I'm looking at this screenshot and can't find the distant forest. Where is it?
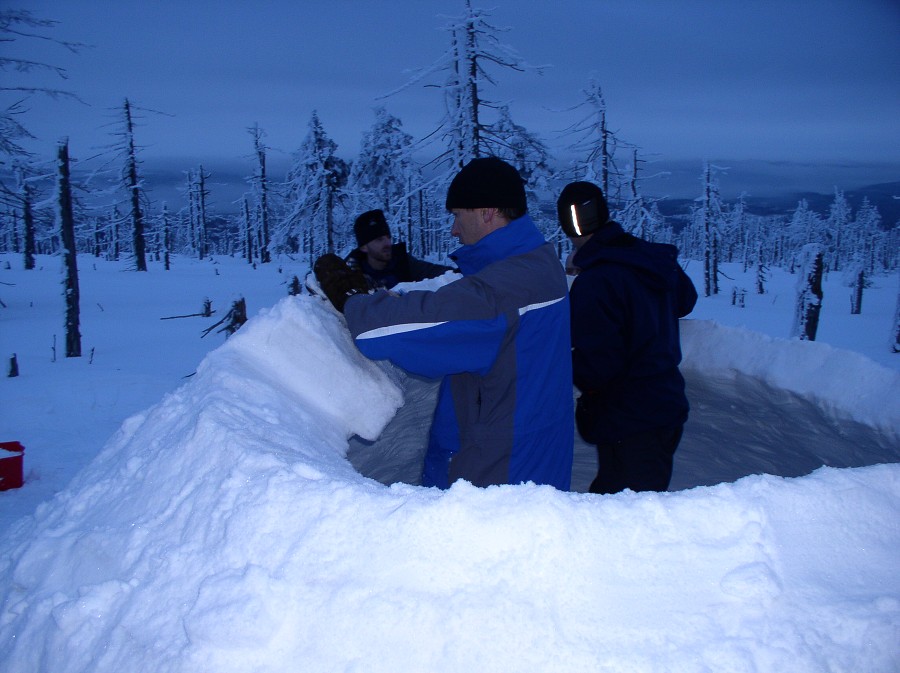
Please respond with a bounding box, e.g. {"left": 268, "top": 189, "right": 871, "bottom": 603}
{"left": 2, "top": 5, "right": 897, "bottom": 284}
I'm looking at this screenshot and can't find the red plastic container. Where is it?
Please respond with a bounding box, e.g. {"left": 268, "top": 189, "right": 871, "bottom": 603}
{"left": 0, "top": 441, "right": 24, "bottom": 491}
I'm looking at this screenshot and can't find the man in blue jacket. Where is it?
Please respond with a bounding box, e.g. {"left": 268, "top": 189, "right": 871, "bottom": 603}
{"left": 557, "top": 181, "right": 697, "bottom": 494}
{"left": 317, "top": 157, "right": 573, "bottom": 490}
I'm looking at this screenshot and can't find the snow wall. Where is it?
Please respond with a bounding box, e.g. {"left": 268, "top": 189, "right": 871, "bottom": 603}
{"left": 680, "top": 319, "right": 900, "bottom": 436}
{"left": 0, "top": 296, "right": 898, "bottom": 673}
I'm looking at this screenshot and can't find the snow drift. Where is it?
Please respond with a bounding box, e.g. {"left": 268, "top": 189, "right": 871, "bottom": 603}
{"left": 0, "top": 295, "right": 897, "bottom": 673}
{"left": 680, "top": 319, "right": 900, "bottom": 435}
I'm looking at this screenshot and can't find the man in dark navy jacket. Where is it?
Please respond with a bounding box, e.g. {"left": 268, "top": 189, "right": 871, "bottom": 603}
{"left": 346, "top": 209, "right": 453, "bottom": 290}
{"left": 558, "top": 181, "right": 697, "bottom": 494}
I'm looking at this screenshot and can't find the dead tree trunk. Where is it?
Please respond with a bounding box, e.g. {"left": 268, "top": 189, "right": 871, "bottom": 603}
{"left": 201, "top": 298, "right": 247, "bottom": 338}
{"left": 242, "top": 197, "right": 254, "bottom": 264}
{"left": 891, "top": 278, "right": 900, "bottom": 354}
{"left": 58, "top": 140, "right": 82, "bottom": 358}
{"left": 123, "top": 99, "right": 147, "bottom": 271}
{"left": 22, "top": 183, "right": 36, "bottom": 270}
{"left": 850, "top": 268, "right": 864, "bottom": 315}
{"left": 162, "top": 203, "right": 171, "bottom": 271}
{"left": 250, "top": 124, "right": 271, "bottom": 264}
{"left": 792, "top": 243, "right": 824, "bottom": 342}
{"left": 755, "top": 242, "right": 766, "bottom": 295}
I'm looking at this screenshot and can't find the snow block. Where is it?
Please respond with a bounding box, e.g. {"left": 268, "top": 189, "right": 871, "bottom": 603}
{"left": 0, "top": 441, "right": 24, "bottom": 491}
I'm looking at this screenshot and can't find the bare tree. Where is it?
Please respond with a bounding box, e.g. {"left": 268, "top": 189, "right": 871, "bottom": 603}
{"left": 186, "top": 164, "right": 211, "bottom": 259}
{"left": 57, "top": 139, "right": 80, "bottom": 357}
{"left": 561, "top": 79, "right": 624, "bottom": 197}
{"left": 120, "top": 98, "right": 147, "bottom": 271}
{"left": 247, "top": 123, "right": 271, "bottom": 263}
{"left": 891, "top": 276, "right": 900, "bottom": 354}
{"left": 849, "top": 267, "right": 865, "bottom": 315}
{"left": 755, "top": 241, "right": 767, "bottom": 295}
{"left": 390, "top": 0, "right": 541, "bottom": 169}
{"left": 161, "top": 202, "right": 171, "bottom": 271}
{"left": 241, "top": 195, "right": 253, "bottom": 264}
{"left": 695, "top": 162, "right": 726, "bottom": 297}
{"left": 20, "top": 176, "right": 35, "bottom": 269}
{"left": 0, "top": 9, "right": 84, "bottom": 178}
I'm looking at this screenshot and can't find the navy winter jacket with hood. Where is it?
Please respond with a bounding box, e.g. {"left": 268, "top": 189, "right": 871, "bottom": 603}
{"left": 344, "top": 215, "right": 573, "bottom": 490}
{"left": 570, "top": 220, "right": 697, "bottom": 444}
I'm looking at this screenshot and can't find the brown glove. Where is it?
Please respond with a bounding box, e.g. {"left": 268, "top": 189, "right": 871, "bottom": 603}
{"left": 313, "top": 254, "right": 369, "bottom": 312}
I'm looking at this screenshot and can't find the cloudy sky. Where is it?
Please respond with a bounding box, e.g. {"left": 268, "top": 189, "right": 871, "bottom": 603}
{"left": 10, "top": 0, "right": 900, "bottom": 198}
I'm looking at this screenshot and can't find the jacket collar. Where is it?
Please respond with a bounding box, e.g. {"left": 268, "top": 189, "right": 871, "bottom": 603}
{"left": 450, "top": 214, "right": 545, "bottom": 275}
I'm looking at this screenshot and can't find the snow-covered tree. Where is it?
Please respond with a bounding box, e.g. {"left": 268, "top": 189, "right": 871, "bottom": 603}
{"left": 722, "top": 193, "right": 749, "bottom": 265}
{"left": 246, "top": 123, "right": 271, "bottom": 263}
{"left": 851, "top": 197, "right": 882, "bottom": 274}
{"left": 616, "top": 148, "right": 669, "bottom": 244}
{"left": 2, "top": 208, "right": 18, "bottom": 252}
{"left": 824, "top": 188, "right": 851, "bottom": 271}
{"left": 488, "top": 104, "right": 556, "bottom": 239}
{"left": 183, "top": 168, "right": 197, "bottom": 255}
{"left": 107, "top": 205, "right": 121, "bottom": 261}
{"left": 842, "top": 197, "right": 883, "bottom": 314}
{"left": 693, "top": 162, "right": 726, "bottom": 297}
{"left": 847, "top": 264, "right": 866, "bottom": 315}
{"left": 240, "top": 196, "right": 253, "bottom": 264}
{"left": 186, "top": 165, "right": 211, "bottom": 259}
{"left": 280, "top": 111, "right": 349, "bottom": 264}
{"left": 561, "top": 79, "right": 623, "bottom": 199}
{"left": 16, "top": 172, "right": 36, "bottom": 269}
{"left": 785, "top": 199, "right": 822, "bottom": 270}
{"left": 347, "top": 107, "right": 421, "bottom": 249}
{"left": 394, "top": 0, "right": 540, "bottom": 170}
{"left": 755, "top": 240, "right": 768, "bottom": 295}
{"left": 114, "top": 98, "right": 148, "bottom": 271}
{"left": 791, "top": 243, "right": 824, "bottom": 341}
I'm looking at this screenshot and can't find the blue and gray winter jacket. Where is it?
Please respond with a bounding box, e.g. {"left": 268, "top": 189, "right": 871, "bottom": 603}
{"left": 344, "top": 215, "right": 574, "bottom": 490}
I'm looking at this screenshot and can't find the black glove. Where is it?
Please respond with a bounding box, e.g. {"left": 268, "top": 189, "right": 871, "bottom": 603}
{"left": 313, "top": 254, "right": 369, "bottom": 313}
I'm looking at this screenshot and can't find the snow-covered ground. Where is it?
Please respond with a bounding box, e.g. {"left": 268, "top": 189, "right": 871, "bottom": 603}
{"left": 0, "top": 252, "right": 898, "bottom": 672}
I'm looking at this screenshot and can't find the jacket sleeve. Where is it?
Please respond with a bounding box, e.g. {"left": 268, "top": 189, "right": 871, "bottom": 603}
{"left": 675, "top": 265, "right": 698, "bottom": 317}
{"left": 569, "top": 273, "right": 629, "bottom": 394}
{"left": 407, "top": 256, "right": 456, "bottom": 282}
{"left": 343, "top": 278, "right": 508, "bottom": 379}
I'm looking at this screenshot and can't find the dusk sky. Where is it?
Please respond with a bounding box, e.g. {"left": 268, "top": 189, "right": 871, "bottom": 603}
{"left": 11, "top": 0, "right": 900, "bottom": 199}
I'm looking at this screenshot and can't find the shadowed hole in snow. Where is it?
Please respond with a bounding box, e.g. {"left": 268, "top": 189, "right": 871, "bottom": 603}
{"left": 348, "top": 370, "right": 900, "bottom": 491}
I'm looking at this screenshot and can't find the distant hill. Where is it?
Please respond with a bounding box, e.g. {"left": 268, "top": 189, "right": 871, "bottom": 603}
{"left": 4, "top": 157, "right": 896, "bottom": 229}
{"left": 653, "top": 181, "right": 900, "bottom": 227}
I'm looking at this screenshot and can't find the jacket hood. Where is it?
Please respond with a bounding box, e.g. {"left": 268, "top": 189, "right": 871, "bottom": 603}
{"left": 573, "top": 220, "right": 683, "bottom": 292}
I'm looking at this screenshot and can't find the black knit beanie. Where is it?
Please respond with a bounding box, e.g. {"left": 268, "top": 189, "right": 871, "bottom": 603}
{"left": 445, "top": 157, "right": 527, "bottom": 213}
{"left": 556, "top": 181, "right": 610, "bottom": 238}
{"left": 354, "top": 209, "right": 391, "bottom": 247}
